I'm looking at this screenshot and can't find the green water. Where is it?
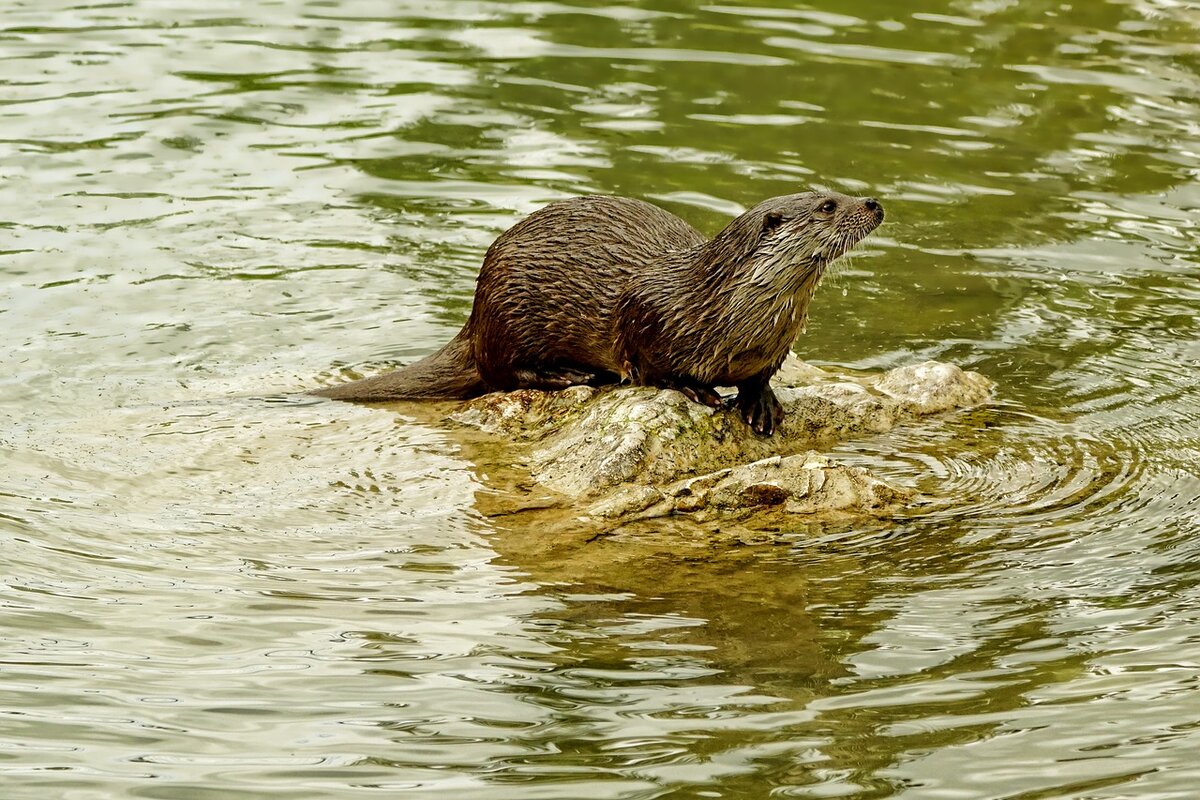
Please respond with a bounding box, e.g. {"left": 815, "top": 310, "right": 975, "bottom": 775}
{"left": 2, "top": 1, "right": 1199, "bottom": 797}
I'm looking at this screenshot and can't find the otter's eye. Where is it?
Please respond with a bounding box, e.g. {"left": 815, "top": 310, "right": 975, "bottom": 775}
{"left": 819, "top": 200, "right": 837, "bottom": 214}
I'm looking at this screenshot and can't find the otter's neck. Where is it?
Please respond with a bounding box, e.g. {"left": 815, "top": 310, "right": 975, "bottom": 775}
{"left": 688, "top": 237, "right": 826, "bottom": 303}
{"left": 709, "top": 244, "right": 829, "bottom": 349}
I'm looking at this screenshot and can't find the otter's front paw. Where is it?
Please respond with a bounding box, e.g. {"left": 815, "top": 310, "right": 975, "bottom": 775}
{"left": 737, "top": 386, "right": 784, "bottom": 436}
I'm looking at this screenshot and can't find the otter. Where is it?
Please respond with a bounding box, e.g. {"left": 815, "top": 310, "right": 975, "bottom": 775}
{"left": 313, "top": 191, "right": 884, "bottom": 435}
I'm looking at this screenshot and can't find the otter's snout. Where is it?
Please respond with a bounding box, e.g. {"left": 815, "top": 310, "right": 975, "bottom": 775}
{"left": 863, "top": 197, "right": 884, "bottom": 222}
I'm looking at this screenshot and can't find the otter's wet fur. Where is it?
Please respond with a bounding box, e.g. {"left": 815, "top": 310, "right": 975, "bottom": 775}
{"left": 313, "top": 191, "right": 884, "bottom": 435}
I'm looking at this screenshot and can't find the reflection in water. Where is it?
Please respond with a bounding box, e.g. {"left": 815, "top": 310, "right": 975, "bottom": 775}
{"left": 1, "top": 0, "right": 1199, "bottom": 797}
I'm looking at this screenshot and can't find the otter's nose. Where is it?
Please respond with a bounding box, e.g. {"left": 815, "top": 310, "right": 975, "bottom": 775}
{"left": 863, "top": 198, "right": 884, "bottom": 220}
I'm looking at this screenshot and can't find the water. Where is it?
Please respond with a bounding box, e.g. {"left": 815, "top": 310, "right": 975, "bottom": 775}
{"left": 2, "top": 1, "right": 1198, "bottom": 797}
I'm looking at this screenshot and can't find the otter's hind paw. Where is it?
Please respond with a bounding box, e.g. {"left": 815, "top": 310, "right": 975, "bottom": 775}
{"left": 514, "top": 367, "right": 603, "bottom": 390}
{"left": 672, "top": 382, "right": 725, "bottom": 409}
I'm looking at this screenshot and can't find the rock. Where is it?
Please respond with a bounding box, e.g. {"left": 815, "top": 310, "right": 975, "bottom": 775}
{"left": 873, "top": 361, "right": 992, "bottom": 414}
{"left": 449, "top": 384, "right": 597, "bottom": 439}
{"left": 775, "top": 382, "right": 896, "bottom": 439}
{"left": 528, "top": 387, "right": 763, "bottom": 497}
{"left": 586, "top": 453, "right": 913, "bottom": 522}
{"left": 449, "top": 356, "right": 992, "bottom": 522}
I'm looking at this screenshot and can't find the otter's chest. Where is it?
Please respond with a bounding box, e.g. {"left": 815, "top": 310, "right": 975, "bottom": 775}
{"left": 711, "top": 292, "right": 810, "bottom": 383}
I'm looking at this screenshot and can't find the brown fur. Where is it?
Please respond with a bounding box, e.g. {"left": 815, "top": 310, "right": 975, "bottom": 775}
{"left": 312, "top": 192, "right": 883, "bottom": 433}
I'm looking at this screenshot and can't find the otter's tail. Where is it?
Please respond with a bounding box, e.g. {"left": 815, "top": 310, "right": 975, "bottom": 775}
{"left": 311, "top": 330, "right": 488, "bottom": 401}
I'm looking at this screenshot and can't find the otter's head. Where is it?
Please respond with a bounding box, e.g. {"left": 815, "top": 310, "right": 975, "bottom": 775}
{"left": 761, "top": 191, "right": 882, "bottom": 261}
{"left": 709, "top": 191, "right": 884, "bottom": 286}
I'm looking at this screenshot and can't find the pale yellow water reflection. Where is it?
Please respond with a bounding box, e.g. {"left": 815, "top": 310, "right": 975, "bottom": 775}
{"left": 1, "top": 1, "right": 1199, "bottom": 798}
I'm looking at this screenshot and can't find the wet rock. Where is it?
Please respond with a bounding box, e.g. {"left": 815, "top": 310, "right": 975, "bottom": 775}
{"left": 450, "top": 356, "right": 991, "bottom": 522}
{"left": 874, "top": 361, "right": 992, "bottom": 415}
{"left": 450, "top": 384, "right": 597, "bottom": 439}
{"left": 587, "top": 453, "right": 912, "bottom": 522}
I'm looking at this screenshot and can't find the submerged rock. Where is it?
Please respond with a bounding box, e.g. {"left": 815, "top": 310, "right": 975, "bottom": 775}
{"left": 449, "top": 356, "right": 992, "bottom": 523}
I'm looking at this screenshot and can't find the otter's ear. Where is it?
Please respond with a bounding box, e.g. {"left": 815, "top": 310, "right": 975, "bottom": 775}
{"left": 763, "top": 211, "right": 784, "bottom": 232}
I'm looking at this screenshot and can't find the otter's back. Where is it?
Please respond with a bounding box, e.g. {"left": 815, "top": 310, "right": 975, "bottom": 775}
{"left": 469, "top": 195, "right": 703, "bottom": 386}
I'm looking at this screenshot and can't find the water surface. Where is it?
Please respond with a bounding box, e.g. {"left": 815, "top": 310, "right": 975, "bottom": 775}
{"left": 2, "top": 1, "right": 1199, "bottom": 797}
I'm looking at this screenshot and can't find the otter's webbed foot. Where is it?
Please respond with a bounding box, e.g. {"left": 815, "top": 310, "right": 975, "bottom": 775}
{"left": 662, "top": 378, "right": 725, "bottom": 409}
{"left": 735, "top": 383, "right": 784, "bottom": 436}
{"left": 514, "top": 367, "right": 604, "bottom": 391}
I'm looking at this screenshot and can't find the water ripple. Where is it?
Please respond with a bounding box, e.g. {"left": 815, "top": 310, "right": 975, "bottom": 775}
{"left": 2, "top": 1, "right": 1200, "bottom": 798}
